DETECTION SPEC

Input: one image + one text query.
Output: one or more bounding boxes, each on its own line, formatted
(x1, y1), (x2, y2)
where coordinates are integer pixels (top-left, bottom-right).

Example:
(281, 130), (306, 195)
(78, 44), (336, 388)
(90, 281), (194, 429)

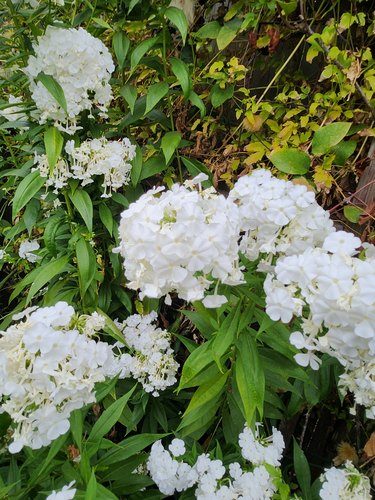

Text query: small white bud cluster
(116, 312), (179, 396)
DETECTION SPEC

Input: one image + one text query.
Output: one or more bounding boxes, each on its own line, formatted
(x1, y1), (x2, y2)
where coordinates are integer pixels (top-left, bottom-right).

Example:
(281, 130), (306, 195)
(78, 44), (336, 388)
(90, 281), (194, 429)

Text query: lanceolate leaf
(170, 57), (191, 98)
(44, 126), (63, 172)
(145, 82), (169, 115)
(37, 72), (68, 114)
(165, 7), (188, 45)
(12, 170), (45, 221)
(68, 188), (93, 232)
(161, 131), (181, 164)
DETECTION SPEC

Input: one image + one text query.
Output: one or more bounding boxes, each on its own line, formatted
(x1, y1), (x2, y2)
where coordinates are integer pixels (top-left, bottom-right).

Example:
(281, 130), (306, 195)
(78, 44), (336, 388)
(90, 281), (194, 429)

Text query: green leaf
(210, 83), (234, 108)
(92, 17), (111, 29)
(234, 333), (265, 424)
(131, 143), (143, 186)
(145, 82), (169, 115)
(311, 122), (352, 156)
(181, 156), (213, 187)
(37, 73), (67, 114)
(269, 148), (311, 175)
(29, 433), (68, 485)
(130, 36), (160, 76)
(97, 434), (167, 466)
(183, 370), (228, 417)
(276, 0), (298, 15)
(195, 21), (221, 39)
(216, 24), (237, 50)
(44, 126), (63, 172)
(27, 255), (70, 304)
(188, 91), (206, 118)
(99, 203), (114, 236)
(120, 84), (137, 114)
(76, 237), (97, 296)
(139, 155), (167, 181)
(178, 339), (214, 391)
(85, 470), (97, 500)
(344, 205), (363, 223)
(165, 6), (188, 45)
(332, 140), (357, 166)
(170, 57), (191, 98)
(112, 31), (130, 69)
(88, 385), (137, 445)
(293, 438), (312, 500)
(12, 170), (45, 221)
(161, 131), (181, 164)
(212, 303), (242, 370)
(128, 0), (141, 13)
(23, 198), (40, 236)
(70, 409), (84, 450)
(68, 188), (93, 232)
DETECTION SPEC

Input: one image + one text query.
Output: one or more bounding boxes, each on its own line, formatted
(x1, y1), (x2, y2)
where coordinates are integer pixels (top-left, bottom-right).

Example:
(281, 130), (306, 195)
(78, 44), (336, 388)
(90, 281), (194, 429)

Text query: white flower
(319, 461), (371, 499)
(229, 169), (334, 261)
(46, 481), (76, 500)
(202, 294), (227, 308)
(116, 313), (179, 396)
(169, 438), (186, 457)
(24, 26), (114, 133)
(18, 239), (40, 262)
(116, 179), (243, 305)
(238, 423), (284, 467)
(323, 231), (361, 256)
(0, 303), (127, 452)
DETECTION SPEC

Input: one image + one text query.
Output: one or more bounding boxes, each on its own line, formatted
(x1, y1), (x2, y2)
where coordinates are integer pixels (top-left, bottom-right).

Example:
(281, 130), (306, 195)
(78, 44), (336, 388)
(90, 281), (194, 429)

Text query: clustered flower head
(115, 174), (244, 307)
(264, 231), (375, 368)
(0, 302), (130, 453)
(115, 312), (179, 396)
(33, 136), (135, 197)
(319, 461), (371, 499)
(18, 239), (40, 263)
(228, 169), (334, 261)
(147, 423), (284, 499)
(24, 26), (114, 133)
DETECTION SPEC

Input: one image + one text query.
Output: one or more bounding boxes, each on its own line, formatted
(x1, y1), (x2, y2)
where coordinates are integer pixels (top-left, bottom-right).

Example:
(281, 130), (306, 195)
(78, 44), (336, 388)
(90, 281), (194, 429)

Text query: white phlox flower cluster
(33, 136), (135, 196)
(24, 26), (114, 133)
(319, 461), (371, 499)
(115, 312), (179, 396)
(115, 175), (244, 306)
(65, 137), (135, 197)
(11, 0), (64, 7)
(147, 423), (284, 498)
(46, 481), (76, 500)
(238, 422), (284, 467)
(264, 231), (375, 369)
(339, 361), (375, 419)
(0, 302), (131, 453)
(228, 169), (334, 261)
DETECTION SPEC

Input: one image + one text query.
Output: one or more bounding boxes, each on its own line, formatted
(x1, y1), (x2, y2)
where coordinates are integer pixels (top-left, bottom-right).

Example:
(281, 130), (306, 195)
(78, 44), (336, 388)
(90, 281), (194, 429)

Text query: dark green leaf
(76, 237), (97, 296)
(145, 82), (169, 115)
(68, 188), (93, 232)
(210, 83), (234, 108)
(170, 57), (191, 98)
(44, 127), (63, 172)
(120, 84), (137, 114)
(161, 131), (181, 164)
(165, 7), (188, 45)
(113, 32), (130, 69)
